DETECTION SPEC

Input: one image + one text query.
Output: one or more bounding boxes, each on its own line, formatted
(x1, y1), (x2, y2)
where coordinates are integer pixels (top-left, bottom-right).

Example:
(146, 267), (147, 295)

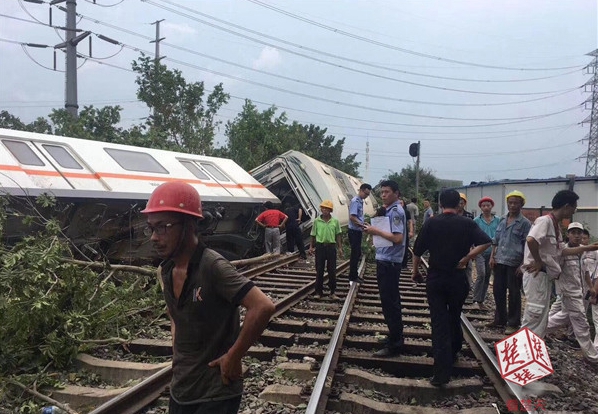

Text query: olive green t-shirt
(310, 216), (341, 244)
(160, 247), (254, 404)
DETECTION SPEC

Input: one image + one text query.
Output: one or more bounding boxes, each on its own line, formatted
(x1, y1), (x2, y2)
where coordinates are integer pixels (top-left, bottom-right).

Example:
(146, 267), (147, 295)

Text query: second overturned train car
(251, 150), (378, 244)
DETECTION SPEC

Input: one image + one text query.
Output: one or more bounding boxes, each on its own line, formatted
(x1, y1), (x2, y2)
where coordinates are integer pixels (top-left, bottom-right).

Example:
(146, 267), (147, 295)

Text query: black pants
(286, 226), (306, 259)
(347, 229), (362, 281)
(493, 263), (522, 327)
(169, 395), (242, 414)
(426, 270), (469, 382)
(315, 243), (337, 295)
(376, 260), (404, 349)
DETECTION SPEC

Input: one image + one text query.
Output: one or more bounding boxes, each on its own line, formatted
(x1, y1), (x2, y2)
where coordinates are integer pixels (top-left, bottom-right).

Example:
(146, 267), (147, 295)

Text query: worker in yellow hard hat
(309, 200), (343, 300)
(505, 190), (526, 206)
(457, 193), (474, 219)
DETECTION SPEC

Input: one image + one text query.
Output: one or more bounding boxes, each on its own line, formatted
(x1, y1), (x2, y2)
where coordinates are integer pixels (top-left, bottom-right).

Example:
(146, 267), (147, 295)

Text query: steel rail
(89, 257), (349, 414)
(416, 254), (535, 414)
(87, 365), (171, 414)
(461, 317), (536, 414)
(304, 257), (366, 414)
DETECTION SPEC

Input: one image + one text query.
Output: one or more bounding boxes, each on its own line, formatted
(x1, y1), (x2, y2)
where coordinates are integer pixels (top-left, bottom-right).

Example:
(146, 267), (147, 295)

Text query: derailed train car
(250, 150), (378, 241)
(0, 128), (279, 261)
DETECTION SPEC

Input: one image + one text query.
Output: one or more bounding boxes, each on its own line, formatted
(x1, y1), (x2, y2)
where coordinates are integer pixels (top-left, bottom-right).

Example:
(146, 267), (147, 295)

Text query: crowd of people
(140, 180), (598, 412)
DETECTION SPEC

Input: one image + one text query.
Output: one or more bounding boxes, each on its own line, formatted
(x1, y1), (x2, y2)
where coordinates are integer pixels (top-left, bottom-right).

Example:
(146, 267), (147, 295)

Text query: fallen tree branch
(60, 258), (155, 276)
(8, 378), (80, 414)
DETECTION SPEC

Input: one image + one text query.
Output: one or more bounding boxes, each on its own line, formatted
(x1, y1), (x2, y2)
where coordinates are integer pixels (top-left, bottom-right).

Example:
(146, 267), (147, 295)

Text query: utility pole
(583, 49), (598, 176)
(52, 0), (90, 118)
(150, 19), (165, 62)
(365, 138), (370, 184)
(415, 140), (421, 200)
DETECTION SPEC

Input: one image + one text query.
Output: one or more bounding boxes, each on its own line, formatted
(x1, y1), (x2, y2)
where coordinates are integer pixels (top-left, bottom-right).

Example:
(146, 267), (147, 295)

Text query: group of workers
(139, 180), (598, 413)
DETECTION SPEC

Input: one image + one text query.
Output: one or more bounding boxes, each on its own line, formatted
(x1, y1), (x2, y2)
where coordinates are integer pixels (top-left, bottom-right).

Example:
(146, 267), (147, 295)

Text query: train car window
(104, 148), (168, 174)
(42, 145), (83, 170)
(2, 140), (44, 166)
(179, 160), (210, 180)
(200, 163), (230, 181)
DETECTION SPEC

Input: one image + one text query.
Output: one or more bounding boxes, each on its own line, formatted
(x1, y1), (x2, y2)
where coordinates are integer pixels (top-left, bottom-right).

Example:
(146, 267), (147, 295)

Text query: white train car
(0, 128), (279, 261)
(453, 176), (598, 232)
(250, 150), (378, 234)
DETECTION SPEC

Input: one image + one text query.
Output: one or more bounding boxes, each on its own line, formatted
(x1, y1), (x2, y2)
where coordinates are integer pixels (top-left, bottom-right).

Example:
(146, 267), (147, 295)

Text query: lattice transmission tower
(583, 49), (598, 176)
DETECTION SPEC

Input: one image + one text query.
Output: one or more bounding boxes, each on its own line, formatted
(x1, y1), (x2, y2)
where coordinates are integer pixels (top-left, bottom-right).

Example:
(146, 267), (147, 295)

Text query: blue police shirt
(375, 200), (405, 263)
(348, 195), (364, 231)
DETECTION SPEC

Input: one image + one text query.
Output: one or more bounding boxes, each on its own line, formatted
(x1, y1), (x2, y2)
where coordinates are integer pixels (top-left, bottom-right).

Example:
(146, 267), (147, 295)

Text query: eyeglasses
(143, 222), (182, 237)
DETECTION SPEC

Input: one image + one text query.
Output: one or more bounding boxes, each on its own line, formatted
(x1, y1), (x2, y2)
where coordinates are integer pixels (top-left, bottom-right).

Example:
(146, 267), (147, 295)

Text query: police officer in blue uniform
(363, 180), (406, 357)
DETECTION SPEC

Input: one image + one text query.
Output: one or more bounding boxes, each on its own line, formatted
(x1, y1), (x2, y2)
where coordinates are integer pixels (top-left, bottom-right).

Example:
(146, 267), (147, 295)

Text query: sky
(1, 0), (597, 186)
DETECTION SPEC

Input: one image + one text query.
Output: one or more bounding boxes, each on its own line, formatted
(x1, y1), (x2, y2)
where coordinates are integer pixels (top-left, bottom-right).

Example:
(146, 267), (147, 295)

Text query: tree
(132, 55), (229, 155)
(219, 100), (360, 175)
(0, 111), (52, 134)
(385, 165), (440, 204)
(49, 106), (124, 143)
(219, 100), (290, 170)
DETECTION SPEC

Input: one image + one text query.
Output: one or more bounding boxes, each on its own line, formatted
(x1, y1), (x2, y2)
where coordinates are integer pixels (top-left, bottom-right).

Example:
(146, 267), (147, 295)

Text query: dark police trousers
(426, 270), (469, 382)
(169, 395), (242, 414)
(315, 243), (337, 295)
(347, 229), (362, 281)
(376, 260), (404, 350)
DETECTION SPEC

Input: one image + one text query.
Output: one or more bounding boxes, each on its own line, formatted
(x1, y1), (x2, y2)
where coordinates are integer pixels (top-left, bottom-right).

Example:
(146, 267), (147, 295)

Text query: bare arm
(350, 214), (364, 227)
(336, 233), (344, 258)
(562, 243), (598, 256)
(411, 255), (422, 282)
(489, 245), (497, 268)
(362, 224), (403, 244)
(523, 236), (543, 275)
(457, 243), (491, 269)
(208, 287), (275, 384)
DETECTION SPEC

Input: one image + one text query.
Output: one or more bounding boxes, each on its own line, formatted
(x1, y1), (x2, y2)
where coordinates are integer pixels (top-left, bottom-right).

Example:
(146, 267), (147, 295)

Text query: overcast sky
(1, 0), (597, 185)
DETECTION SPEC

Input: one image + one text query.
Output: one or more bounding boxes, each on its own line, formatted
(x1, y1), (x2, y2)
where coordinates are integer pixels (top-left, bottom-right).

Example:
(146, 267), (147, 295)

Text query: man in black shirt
(412, 189), (491, 387)
(284, 203), (307, 260)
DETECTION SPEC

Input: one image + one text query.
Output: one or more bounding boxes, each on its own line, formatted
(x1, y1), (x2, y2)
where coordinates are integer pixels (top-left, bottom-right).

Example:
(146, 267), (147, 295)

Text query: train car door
(32, 142), (109, 191)
(0, 139), (72, 190)
(179, 159), (237, 197)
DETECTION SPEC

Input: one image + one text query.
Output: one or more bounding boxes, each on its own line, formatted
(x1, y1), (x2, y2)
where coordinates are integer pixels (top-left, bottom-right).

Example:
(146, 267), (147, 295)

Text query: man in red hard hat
(142, 181), (275, 414)
(471, 197), (500, 311)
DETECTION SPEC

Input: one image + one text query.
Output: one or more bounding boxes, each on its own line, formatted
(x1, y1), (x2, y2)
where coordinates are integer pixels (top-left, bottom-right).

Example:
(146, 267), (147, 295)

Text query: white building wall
(453, 178), (598, 235)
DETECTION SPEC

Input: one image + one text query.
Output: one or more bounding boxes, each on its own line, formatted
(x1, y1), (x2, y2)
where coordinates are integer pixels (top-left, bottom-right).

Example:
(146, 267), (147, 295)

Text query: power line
(64, 13), (584, 106)
(245, 0), (584, 72)
(141, 0), (583, 95)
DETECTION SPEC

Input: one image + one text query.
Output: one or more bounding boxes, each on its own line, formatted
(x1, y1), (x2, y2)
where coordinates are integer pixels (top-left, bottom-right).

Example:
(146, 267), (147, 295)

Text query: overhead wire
(141, 0), (582, 95)
(84, 0), (126, 7)
(68, 13), (585, 107)
(245, 0), (584, 72)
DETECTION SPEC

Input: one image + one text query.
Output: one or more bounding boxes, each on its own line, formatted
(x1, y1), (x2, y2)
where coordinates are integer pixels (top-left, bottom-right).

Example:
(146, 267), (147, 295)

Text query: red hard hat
(478, 196), (495, 207)
(141, 181), (203, 218)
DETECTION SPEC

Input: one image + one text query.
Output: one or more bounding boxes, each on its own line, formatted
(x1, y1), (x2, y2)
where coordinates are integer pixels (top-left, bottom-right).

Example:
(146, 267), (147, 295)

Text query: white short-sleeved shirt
(523, 215), (564, 280)
(556, 243), (586, 296)
(583, 250), (598, 281)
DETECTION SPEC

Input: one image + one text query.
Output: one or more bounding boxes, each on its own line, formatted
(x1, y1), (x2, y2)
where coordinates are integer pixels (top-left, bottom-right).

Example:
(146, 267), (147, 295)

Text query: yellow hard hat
(320, 200), (334, 211)
(506, 190), (526, 206)
(459, 193), (467, 203)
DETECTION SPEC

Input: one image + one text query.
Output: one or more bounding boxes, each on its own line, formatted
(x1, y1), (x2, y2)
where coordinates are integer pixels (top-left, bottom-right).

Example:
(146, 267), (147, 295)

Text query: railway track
(49, 252), (550, 413)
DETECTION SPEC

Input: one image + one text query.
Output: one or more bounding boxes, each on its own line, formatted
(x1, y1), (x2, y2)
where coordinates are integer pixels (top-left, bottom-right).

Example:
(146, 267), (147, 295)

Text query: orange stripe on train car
(0, 164), (266, 190)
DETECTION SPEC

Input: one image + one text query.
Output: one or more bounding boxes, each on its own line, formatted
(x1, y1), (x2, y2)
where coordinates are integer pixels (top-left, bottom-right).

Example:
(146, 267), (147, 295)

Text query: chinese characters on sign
(495, 327), (553, 386)
(506, 398), (545, 412)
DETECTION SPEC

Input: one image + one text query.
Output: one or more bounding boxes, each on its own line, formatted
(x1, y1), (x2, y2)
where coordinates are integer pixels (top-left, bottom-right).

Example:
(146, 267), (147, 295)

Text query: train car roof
(0, 128), (279, 204)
